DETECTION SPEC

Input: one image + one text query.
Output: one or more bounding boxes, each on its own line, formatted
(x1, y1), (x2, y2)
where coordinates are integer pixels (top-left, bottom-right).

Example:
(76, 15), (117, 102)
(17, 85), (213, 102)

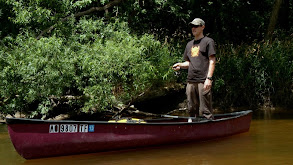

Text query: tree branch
(36, 0), (123, 40)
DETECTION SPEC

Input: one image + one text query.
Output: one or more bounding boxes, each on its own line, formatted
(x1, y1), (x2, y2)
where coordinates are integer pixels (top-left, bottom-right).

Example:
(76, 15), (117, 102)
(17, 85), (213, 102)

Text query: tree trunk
(266, 0), (283, 40)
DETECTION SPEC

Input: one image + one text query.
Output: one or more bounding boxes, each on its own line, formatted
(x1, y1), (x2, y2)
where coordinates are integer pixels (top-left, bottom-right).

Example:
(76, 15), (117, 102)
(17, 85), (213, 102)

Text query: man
(173, 18), (216, 120)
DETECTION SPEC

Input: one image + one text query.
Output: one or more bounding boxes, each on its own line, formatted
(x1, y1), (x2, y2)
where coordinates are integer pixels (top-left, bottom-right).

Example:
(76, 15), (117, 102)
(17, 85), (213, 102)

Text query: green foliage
(214, 39), (293, 109)
(3, 0), (291, 44)
(0, 0), (109, 39)
(1, 0), (293, 117)
(0, 18), (178, 117)
(118, 0), (291, 44)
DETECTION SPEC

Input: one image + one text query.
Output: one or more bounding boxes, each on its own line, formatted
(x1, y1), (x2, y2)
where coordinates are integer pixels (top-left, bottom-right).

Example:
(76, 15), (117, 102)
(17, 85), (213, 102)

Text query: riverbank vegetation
(0, 19), (179, 118)
(0, 0), (292, 119)
(214, 39), (293, 110)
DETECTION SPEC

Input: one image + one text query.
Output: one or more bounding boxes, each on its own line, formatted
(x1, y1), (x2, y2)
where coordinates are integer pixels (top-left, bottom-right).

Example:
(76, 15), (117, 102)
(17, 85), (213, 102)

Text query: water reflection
(253, 108), (293, 120)
(21, 134), (254, 165)
(1, 110), (293, 165)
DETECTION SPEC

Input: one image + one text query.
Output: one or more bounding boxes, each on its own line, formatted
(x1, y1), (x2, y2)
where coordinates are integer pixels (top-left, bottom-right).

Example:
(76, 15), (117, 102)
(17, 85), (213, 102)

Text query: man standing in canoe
(173, 18), (216, 120)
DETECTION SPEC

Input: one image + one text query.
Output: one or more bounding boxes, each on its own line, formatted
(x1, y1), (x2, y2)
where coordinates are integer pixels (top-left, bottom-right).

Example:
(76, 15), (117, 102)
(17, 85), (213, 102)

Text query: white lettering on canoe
(60, 124), (78, 133)
(49, 124), (95, 133)
(79, 124), (88, 132)
(49, 124), (59, 133)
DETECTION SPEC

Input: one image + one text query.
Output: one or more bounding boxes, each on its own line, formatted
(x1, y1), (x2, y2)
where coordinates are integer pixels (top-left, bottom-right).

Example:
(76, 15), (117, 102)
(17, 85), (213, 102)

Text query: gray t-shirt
(183, 36), (216, 83)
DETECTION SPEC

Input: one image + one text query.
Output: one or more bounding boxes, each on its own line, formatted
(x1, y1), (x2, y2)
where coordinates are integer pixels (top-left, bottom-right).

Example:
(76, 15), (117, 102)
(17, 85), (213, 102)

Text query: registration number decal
(49, 124), (95, 133)
(60, 124), (78, 133)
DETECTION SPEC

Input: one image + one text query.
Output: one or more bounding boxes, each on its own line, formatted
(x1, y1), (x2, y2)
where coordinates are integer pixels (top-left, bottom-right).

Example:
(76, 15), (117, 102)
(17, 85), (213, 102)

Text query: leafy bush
(214, 39), (293, 109)
(0, 18), (179, 118)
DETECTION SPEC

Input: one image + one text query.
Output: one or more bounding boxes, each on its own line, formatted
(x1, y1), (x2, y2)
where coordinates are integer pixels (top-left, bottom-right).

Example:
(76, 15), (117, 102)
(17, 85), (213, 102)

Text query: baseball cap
(189, 18), (205, 26)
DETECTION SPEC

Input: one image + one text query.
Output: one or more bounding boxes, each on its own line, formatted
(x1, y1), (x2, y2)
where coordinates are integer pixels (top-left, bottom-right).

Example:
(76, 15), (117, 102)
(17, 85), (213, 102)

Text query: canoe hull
(7, 110), (252, 159)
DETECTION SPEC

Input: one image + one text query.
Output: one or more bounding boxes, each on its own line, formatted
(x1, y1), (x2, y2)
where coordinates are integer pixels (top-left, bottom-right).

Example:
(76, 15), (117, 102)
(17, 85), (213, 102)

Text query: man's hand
(204, 79), (212, 91)
(172, 63), (181, 71)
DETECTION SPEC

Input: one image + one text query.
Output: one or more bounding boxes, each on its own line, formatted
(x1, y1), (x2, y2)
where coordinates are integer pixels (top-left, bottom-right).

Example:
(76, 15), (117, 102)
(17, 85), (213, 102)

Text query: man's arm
(172, 61), (190, 71)
(204, 55), (216, 90)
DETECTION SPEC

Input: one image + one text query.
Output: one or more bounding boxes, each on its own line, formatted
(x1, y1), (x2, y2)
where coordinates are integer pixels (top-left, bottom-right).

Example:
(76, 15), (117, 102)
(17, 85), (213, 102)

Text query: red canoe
(6, 110), (252, 159)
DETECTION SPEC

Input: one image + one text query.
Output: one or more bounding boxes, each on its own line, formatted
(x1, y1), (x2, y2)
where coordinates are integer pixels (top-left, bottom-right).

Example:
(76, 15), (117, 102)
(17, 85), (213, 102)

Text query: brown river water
(1, 110), (293, 165)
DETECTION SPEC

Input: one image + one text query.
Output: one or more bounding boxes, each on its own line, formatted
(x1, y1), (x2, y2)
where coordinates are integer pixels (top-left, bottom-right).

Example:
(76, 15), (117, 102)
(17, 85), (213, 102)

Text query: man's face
(191, 25), (205, 37)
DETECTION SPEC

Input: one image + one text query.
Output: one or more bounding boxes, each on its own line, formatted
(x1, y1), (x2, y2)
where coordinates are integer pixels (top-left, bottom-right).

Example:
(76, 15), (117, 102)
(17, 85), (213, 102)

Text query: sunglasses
(191, 25), (202, 28)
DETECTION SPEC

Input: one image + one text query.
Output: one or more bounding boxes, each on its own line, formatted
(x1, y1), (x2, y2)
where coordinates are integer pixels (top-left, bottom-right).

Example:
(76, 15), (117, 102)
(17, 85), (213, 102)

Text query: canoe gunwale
(5, 110), (252, 125)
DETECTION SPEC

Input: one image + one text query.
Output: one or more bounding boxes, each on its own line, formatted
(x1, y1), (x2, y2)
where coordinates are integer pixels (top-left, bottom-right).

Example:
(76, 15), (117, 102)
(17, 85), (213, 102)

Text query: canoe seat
(108, 118), (146, 123)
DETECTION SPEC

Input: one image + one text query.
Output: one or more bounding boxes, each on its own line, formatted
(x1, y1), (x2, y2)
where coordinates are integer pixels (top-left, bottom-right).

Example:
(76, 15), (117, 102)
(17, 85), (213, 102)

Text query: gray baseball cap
(189, 18), (205, 26)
